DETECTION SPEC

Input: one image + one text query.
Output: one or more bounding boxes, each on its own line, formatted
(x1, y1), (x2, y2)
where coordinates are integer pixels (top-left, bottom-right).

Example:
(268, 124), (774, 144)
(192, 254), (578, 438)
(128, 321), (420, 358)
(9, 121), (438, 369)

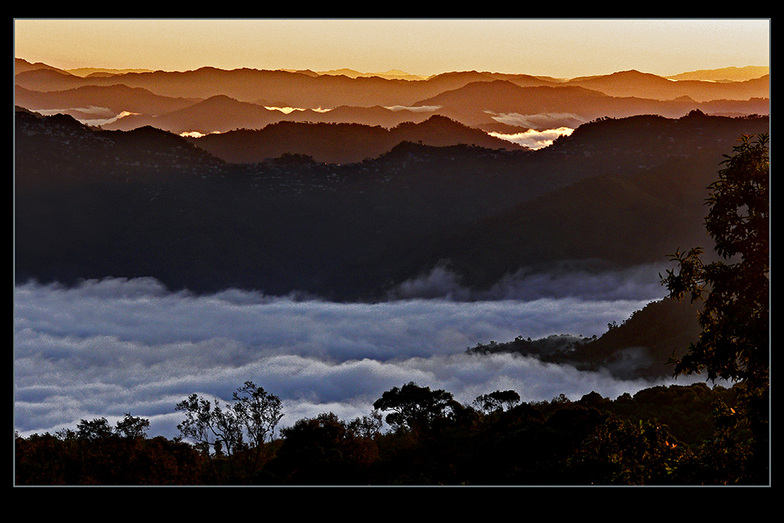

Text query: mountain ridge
(665, 65), (769, 82)
(16, 58), (769, 110)
(469, 297), (703, 380)
(17, 58), (769, 82)
(412, 79), (768, 130)
(564, 69), (769, 102)
(16, 57), (768, 138)
(15, 107), (769, 301)
(14, 84), (200, 118)
(186, 114), (523, 164)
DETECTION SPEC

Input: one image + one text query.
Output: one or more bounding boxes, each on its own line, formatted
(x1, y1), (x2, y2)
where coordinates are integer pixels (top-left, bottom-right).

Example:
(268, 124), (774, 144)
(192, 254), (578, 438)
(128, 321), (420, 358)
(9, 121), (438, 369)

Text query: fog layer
(14, 267), (700, 439)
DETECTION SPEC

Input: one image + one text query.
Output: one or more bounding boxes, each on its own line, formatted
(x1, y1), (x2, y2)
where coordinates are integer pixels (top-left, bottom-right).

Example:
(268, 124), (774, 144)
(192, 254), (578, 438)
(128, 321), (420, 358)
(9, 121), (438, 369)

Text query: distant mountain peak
(666, 65), (769, 82)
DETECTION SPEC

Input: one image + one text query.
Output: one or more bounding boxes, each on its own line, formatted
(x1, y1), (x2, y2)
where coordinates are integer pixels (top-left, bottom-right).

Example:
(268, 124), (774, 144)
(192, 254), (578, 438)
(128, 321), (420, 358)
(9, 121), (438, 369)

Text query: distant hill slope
(564, 69), (769, 102)
(16, 58), (769, 113)
(15, 84), (199, 118)
(469, 297), (702, 380)
(560, 297), (703, 379)
(96, 99), (439, 134)
(14, 107), (223, 186)
(666, 66), (769, 82)
(187, 115), (523, 164)
(121, 94), (286, 134)
(346, 112), (770, 292)
(411, 79), (769, 129)
(15, 108), (769, 300)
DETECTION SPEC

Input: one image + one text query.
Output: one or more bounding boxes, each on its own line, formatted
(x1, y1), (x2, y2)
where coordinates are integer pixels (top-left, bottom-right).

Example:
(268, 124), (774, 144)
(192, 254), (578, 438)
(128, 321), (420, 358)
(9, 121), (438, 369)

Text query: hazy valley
(14, 58), (769, 443)
(15, 59), (768, 135)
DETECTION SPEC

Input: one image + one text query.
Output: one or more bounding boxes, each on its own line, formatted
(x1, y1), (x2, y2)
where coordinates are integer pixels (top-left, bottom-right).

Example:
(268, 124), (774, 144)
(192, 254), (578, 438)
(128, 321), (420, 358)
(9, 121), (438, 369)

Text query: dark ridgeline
(186, 114), (522, 164)
(14, 107), (769, 300)
(14, 60), (770, 485)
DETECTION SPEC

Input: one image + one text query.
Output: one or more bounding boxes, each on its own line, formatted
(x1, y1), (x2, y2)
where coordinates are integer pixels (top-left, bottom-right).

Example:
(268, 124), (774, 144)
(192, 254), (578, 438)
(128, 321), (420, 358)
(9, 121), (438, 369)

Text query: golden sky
(14, 18), (770, 78)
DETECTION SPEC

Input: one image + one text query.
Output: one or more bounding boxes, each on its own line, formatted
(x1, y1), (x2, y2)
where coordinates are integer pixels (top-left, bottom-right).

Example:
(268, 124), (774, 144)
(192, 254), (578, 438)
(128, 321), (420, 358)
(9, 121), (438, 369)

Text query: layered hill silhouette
(94, 98), (438, 134)
(14, 59), (770, 302)
(109, 94), (286, 134)
(14, 84), (199, 125)
(564, 69), (768, 102)
(469, 297), (703, 380)
(187, 115), (522, 164)
(13, 58), (771, 387)
(15, 107), (769, 301)
(412, 79), (768, 131)
(15, 59), (769, 136)
(14, 62), (477, 108)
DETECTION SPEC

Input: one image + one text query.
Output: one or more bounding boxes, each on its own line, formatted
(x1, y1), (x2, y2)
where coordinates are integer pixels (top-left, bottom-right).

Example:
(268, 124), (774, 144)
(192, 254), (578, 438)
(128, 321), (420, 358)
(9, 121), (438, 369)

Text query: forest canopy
(15, 381), (748, 485)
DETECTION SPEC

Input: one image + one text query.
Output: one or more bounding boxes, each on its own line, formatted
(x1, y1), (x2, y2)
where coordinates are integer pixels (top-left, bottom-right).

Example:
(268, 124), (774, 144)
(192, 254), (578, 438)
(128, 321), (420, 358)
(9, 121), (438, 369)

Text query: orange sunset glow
(15, 18), (769, 78)
(14, 18), (770, 486)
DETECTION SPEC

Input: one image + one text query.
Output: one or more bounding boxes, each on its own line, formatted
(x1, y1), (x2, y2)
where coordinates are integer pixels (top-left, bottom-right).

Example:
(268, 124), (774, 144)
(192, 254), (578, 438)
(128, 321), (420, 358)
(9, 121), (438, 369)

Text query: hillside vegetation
(15, 108), (769, 300)
(14, 59), (770, 485)
(15, 381), (744, 485)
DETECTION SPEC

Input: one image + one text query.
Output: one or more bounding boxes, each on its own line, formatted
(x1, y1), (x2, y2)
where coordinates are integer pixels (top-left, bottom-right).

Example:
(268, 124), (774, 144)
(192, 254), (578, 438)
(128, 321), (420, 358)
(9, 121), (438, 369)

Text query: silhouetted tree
(115, 413), (150, 439)
(175, 381), (283, 481)
(231, 381), (284, 449)
(565, 415), (696, 485)
(473, 390), (521, 414)
(661, 133), (769, 483)
(16, 380), (755, 485)
(76, 417), (113, 441)
(271, 412), (376, 484)
(373, 382), (461, 434)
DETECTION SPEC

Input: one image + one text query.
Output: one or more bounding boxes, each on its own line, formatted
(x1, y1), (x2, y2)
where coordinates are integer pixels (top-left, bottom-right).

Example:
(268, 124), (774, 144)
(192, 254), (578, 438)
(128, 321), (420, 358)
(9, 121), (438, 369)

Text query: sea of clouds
(14, 264), (706, 440)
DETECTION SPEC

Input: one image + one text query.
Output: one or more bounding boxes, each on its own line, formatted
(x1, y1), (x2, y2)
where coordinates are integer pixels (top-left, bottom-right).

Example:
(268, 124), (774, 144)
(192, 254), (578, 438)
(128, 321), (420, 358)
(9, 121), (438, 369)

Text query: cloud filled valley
(15, 274), (697, 440)
(14, 59), (768, 442)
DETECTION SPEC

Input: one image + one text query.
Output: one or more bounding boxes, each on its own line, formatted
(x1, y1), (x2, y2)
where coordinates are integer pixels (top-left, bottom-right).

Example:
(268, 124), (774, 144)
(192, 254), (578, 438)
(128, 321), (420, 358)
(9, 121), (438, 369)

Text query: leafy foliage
(16, 381), (757, 485)
(661, 133), (769, 482)
(473, 389), (521, 414)
(14, 113), (771, 486)
(174, 381), (283, 482)
(373, 381), (464, 434)
(15, 109), (770, 300)
(15, 423), (204, 485)
(662, 134), (769, 386)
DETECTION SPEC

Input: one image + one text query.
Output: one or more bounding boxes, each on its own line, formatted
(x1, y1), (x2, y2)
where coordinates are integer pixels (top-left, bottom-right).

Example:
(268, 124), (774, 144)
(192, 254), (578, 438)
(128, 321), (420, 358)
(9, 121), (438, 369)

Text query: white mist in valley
(14, 265), (704, 440)
(489, 127), (575, 149)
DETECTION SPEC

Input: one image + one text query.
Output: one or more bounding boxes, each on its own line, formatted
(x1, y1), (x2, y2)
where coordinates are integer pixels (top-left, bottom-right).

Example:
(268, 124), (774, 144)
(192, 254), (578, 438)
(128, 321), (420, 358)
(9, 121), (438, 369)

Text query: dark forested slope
(470, 297), (703, 380)
(14, 108), (769, 299)
(186, 115), (521, 164)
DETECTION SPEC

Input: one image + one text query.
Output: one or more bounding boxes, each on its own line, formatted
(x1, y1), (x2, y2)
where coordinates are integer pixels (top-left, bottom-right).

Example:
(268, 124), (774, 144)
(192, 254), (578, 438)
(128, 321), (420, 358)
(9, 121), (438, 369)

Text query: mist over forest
(14, 59), (769, 484)
(16, 275), (686, 440)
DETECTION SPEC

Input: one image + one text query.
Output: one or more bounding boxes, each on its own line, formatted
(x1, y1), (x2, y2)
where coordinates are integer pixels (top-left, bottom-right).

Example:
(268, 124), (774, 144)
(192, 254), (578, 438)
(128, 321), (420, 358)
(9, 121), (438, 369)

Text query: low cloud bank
(34, 106), (139, 127)
(388, 262), (669, 302)
(14, 270), (697, 440)
(489, 112), (586, 130)
(484, 112), (585, 149)
(384, 105), (442, 113)
(489, 127), (574, 149)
